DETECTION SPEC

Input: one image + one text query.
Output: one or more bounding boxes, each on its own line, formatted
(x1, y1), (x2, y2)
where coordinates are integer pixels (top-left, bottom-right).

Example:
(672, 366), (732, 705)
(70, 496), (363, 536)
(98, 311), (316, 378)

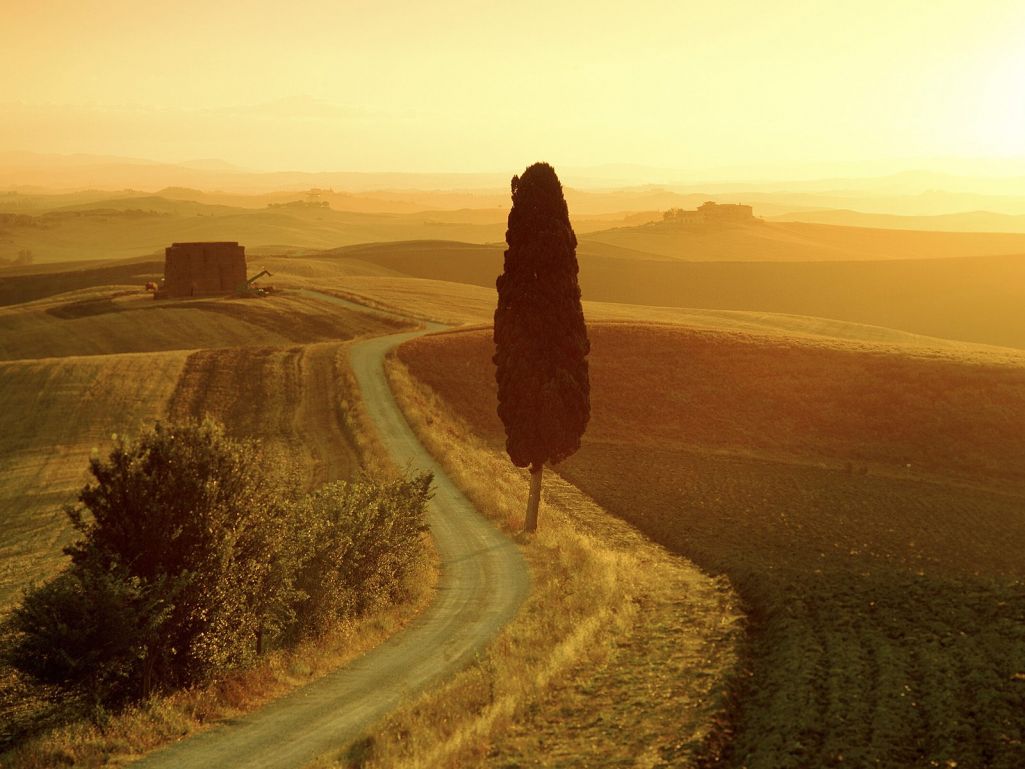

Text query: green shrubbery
(2, 419), (430, 707)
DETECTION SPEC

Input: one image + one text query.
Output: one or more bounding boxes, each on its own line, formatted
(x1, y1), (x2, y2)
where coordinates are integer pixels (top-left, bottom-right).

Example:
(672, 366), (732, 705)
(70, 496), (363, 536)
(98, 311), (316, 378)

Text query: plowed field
(398, 324), (1025, 769)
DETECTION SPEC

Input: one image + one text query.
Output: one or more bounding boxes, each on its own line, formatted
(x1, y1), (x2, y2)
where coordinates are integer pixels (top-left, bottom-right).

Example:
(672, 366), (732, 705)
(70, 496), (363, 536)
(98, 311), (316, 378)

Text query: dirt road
(130, 293), (528, 769)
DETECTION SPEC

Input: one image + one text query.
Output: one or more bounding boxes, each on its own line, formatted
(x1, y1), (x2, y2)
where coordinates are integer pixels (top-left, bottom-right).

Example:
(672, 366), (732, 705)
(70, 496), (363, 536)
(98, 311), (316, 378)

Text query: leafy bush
(3, 419), (432, 707)
(291, 472), (431, 637)
(5, 559), (169, 707)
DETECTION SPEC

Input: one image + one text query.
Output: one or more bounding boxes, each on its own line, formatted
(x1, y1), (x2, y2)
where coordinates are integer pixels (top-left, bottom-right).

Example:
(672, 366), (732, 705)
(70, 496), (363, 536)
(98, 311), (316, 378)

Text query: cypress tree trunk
(525, 465), (543, 532)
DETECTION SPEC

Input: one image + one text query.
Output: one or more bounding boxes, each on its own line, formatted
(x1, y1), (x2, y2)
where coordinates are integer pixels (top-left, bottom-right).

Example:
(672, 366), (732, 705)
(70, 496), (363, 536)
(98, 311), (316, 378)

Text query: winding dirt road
(130, 292), (529, 769)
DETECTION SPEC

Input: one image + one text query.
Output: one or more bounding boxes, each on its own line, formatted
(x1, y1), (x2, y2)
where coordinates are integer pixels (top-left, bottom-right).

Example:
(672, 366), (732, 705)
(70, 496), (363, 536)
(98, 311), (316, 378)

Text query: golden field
(0, 284), (405, 612)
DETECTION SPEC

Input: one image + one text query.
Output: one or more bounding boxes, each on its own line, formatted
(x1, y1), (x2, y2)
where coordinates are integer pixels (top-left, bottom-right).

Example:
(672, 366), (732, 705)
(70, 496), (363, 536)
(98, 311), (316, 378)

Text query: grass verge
(310, 347), (741, 769)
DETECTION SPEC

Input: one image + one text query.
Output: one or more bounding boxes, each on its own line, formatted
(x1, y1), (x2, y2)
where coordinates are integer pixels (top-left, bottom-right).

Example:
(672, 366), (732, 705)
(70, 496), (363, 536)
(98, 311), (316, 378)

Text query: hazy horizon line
(6, 147), (1025, 187)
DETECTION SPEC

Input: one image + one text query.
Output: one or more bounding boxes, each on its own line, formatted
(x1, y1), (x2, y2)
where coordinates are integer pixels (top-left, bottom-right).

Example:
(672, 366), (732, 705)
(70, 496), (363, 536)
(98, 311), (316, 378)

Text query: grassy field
(0, 351), (190, 610)
(571, 252), (1025, 349)
(166, 342), (362, 488)
(398, 324), (1025, 769)
(12, 219), (1025, 349)
(7, 240), (1025, 765)
(0, 259), (162, 307)
(275, 270), (1025, 361)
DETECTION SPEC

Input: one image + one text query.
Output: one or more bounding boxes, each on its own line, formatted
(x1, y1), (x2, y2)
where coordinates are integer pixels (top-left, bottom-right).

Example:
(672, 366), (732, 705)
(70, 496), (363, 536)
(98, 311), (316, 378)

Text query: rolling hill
(398, 323), (1025, 769)
(0, 285), (407, 613)
(0, 189), (665, 265)
(0, 200), (505, 264)
(580, 218), (1025, 261)
(770, 207), (1025, 233)
(0, 291), (404, 361)
(260, 239), (1025, 350)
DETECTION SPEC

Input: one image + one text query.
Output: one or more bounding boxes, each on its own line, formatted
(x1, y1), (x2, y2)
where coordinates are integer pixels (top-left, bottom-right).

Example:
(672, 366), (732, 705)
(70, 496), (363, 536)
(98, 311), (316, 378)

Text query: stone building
(159, 242), (247, 298)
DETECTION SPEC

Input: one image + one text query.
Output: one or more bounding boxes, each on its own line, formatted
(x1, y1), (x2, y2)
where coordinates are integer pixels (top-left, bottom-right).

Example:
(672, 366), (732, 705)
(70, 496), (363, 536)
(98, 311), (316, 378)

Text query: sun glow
(966, 45), (1025, 156)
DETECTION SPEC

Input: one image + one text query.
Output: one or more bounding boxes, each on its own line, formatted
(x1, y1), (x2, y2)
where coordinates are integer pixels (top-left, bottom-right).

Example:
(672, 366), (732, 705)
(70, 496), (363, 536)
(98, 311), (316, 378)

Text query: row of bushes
(2, 419), (431, 708)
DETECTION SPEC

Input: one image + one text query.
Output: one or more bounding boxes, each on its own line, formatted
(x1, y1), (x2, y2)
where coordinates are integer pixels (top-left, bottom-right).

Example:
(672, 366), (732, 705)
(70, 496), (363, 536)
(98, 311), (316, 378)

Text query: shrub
(3, 419), (432, 707)
(291, 472), (431, 637)
(4, 558), (169, 707)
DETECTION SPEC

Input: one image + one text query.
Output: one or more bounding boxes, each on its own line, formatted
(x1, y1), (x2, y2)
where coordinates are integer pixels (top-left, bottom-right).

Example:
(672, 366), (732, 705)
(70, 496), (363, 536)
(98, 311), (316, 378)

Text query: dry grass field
(0, 260), (162, 307)
(166, 342), (362, 488)
(0, 284), (406, 611)
(6, 239), (1025, 767)
(398, 324), (1025, 769)
(0, 351), (190, 611)
(248, 251), (1025, 357)
(571, 253), (1025, 349)
(0, 260), (410, 615)
(11, 216), (1025, 349)
(280, 271), (1025, 360)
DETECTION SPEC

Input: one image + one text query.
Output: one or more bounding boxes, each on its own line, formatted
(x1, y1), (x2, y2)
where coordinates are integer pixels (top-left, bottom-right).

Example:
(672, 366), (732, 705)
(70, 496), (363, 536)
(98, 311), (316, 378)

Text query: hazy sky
(3, 0), (1025, 174)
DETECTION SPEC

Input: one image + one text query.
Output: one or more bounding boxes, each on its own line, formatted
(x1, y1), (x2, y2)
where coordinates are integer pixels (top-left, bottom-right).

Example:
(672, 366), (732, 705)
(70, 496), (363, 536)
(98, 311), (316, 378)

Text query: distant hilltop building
(158, 242), (246, 299)
(662, 201), (755, 224)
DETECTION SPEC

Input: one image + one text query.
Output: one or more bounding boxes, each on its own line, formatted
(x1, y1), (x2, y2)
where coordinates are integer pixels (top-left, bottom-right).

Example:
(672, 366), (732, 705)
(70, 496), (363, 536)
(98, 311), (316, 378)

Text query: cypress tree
(493, 162), (590, 531)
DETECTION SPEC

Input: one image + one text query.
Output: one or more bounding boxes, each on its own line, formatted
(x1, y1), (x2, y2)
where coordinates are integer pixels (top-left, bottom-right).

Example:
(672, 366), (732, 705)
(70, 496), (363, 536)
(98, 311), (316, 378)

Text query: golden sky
(3, 0), (1025, 175)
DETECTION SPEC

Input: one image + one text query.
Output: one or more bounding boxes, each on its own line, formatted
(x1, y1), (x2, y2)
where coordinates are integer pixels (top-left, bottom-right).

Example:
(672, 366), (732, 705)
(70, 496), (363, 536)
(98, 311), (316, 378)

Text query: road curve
(130, 292), (529, 769)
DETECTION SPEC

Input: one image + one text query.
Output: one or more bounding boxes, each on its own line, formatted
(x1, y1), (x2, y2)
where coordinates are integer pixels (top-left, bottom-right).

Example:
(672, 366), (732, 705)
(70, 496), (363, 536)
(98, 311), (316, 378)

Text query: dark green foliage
(3, 420), (432, 706)
(493, 162), (590, 471)
(59, 419), (294, 691)
(4, 559), (169, 707)
(291, 473), (432, 637)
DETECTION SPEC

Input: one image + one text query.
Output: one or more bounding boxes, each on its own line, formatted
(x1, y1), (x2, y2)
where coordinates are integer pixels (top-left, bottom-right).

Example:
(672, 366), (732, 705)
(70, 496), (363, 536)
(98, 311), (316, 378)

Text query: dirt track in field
(129, 292), (528, 769)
